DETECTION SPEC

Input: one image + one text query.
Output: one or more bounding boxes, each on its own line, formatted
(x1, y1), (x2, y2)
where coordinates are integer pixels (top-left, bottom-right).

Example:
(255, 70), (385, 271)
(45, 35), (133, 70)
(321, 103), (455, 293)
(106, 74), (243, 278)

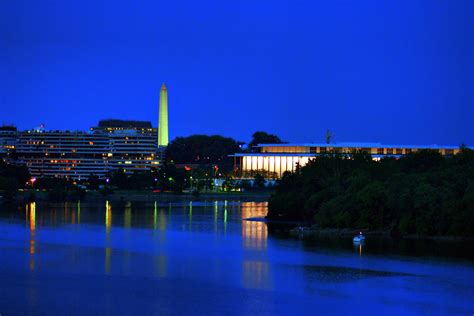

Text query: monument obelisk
(158, 83), (169, 147)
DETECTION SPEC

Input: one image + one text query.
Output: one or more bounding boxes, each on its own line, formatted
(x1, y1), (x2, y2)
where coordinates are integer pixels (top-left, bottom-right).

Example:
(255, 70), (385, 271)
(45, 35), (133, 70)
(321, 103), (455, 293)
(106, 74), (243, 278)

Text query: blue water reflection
(0, 200), (473, 315)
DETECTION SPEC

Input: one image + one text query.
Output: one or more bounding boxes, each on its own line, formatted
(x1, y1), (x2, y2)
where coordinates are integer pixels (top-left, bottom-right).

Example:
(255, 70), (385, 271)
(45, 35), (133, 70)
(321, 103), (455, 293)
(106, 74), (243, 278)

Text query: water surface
(0, 200), (473, 315)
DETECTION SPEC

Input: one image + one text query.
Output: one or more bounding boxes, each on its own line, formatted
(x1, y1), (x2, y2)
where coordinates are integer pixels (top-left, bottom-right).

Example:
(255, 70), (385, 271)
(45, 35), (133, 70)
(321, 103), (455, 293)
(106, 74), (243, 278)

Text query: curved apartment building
(14, 120), (161, 180)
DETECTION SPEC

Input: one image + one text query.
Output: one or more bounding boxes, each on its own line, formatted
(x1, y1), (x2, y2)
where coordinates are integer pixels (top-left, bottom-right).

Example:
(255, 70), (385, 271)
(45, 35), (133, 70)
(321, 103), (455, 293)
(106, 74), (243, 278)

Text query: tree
(248, 131), (283, 149)
(0, 176), (19, 200)
(356, 181), (387, 229)
(222, 177), (236, 191)
(87, 174), (101, 190)
(109, 169), (130, 189)
(240, 179), (252, 191)
(253, 173), (266, 189)
(325, 129), (332, 144)
(0, 160), (30, 187)
(267, 147), (474, 237)
(155, 163), (188, 193)
(165, 135), (240, 172)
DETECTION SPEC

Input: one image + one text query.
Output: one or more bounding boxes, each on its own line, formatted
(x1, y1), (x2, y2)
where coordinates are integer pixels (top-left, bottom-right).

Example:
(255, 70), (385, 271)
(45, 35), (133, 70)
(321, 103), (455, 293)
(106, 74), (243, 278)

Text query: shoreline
(7, 192), (474, 243)
(287, 225), (474, 243)
(236, 217), (474, 243)
(14, 189), (272, 203)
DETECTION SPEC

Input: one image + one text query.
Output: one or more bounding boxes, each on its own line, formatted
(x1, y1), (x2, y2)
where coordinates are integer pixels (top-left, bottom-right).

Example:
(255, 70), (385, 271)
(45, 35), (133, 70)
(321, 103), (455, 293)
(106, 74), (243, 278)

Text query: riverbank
(15, 189), (272, 202)
(288, 225), (474, 243)
(267, 149), (474, 240)
(1, 199), (473, 314)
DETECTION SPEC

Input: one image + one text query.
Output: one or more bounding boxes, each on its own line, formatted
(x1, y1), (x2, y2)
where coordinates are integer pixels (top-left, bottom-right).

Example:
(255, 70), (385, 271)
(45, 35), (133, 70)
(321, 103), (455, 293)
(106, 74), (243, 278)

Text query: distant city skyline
(1, 0), (473, 145)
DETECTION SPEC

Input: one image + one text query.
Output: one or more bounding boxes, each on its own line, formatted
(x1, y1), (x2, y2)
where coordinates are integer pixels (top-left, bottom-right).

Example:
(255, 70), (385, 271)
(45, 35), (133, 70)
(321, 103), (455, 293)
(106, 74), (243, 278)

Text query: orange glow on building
(233, 143), (467, 178)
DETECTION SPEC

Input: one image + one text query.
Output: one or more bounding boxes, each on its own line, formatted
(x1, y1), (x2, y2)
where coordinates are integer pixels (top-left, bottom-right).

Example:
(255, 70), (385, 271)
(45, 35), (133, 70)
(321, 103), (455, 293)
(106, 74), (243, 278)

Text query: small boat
(353, 232), (366, 243)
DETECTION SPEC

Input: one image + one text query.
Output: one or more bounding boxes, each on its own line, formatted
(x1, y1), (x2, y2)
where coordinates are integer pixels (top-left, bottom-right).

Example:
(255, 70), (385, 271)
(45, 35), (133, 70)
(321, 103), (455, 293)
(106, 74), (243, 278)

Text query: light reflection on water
(241, 202), (270, 290)
(19, 200), (271, 288)
(0, 200), (473, 315)
(28, 201), (36, 271)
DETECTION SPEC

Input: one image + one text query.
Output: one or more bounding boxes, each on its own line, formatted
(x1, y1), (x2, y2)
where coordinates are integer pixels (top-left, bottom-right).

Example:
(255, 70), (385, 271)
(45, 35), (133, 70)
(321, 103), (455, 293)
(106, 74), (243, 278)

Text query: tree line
(164, 131), (282, 171)
(0, 131), (282, 200)
(267, 148), (474, 237)
(0, 160), (30, 200)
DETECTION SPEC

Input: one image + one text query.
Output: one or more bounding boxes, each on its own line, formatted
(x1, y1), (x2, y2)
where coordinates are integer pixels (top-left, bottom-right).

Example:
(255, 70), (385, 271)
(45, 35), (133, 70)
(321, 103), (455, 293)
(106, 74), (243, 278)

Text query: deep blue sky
(1, 0), (473, 145)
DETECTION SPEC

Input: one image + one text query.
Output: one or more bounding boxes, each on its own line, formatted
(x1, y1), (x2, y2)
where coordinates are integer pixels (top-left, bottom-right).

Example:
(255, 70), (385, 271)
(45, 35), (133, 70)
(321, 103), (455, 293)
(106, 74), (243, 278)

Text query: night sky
(1, 0), (473, 145)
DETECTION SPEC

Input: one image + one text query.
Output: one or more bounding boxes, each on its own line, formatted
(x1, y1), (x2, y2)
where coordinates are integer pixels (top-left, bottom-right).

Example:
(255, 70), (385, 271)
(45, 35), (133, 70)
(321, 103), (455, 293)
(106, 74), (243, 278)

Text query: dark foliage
(34, 178), (86, 201)
(253, 173), (266, 189)
(87, 174), (102, 190)
(109, 166), (188, 193)
(0, 161), (30, 200)
(165, 135), (240, 172)
(268, 149), (474, 237)
(248, 131), (283, 149)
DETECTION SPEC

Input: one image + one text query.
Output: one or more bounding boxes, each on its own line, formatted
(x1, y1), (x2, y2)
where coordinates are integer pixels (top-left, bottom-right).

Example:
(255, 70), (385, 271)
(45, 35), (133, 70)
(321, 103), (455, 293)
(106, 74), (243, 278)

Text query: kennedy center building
(232, 143), (467, 179)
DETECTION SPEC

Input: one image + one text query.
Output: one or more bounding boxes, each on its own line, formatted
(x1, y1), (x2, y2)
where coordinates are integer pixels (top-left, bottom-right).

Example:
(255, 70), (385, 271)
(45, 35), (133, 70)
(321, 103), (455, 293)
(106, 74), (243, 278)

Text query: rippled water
(0, 200), (473, 315)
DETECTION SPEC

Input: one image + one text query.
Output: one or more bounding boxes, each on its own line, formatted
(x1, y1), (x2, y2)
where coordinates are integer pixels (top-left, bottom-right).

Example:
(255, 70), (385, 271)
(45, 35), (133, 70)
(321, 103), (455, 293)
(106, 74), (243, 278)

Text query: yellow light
(29, 201), (36, 271)
(106, 201), (112, 234)
(29, 202), (36, 233)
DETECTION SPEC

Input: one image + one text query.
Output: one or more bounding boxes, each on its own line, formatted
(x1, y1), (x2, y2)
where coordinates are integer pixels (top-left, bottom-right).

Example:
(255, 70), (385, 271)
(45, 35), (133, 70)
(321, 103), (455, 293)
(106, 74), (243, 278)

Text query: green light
(214, 201), (218, 223)
(223, 200), (228, 233)
(105, 201), (112, 234)
(189, 201), (193, 223)
(154, 201), (158, 230)
(158, 83), (169, 146)
(224, 208), (227, 233)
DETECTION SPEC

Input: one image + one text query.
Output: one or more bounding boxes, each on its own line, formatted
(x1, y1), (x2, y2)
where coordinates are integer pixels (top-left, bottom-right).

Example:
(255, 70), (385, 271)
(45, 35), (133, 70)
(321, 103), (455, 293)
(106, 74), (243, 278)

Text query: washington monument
(158, 83), (169, 146)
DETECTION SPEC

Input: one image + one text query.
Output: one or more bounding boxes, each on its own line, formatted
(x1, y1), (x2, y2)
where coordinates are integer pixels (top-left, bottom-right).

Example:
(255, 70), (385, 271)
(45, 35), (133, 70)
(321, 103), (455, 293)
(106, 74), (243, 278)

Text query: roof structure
(98, 119), (152, 128)
(255, 142), (471, 150)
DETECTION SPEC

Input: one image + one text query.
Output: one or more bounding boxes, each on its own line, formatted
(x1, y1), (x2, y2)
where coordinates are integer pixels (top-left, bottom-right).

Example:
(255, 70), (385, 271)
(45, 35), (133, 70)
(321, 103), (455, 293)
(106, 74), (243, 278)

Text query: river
(0, 200), (473, 315)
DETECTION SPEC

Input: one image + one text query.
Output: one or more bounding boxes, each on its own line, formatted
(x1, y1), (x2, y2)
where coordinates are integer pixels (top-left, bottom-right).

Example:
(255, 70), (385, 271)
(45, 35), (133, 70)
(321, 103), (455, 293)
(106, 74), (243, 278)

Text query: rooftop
(97, 119), (152, 128)
(255, 142), (470, 150)
(0, 125), (17, 131)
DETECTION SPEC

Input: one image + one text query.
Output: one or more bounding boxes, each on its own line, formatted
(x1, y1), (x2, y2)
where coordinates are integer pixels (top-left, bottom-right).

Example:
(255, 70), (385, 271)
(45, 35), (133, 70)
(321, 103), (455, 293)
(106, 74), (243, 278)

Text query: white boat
(353, 232), (366, 243)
